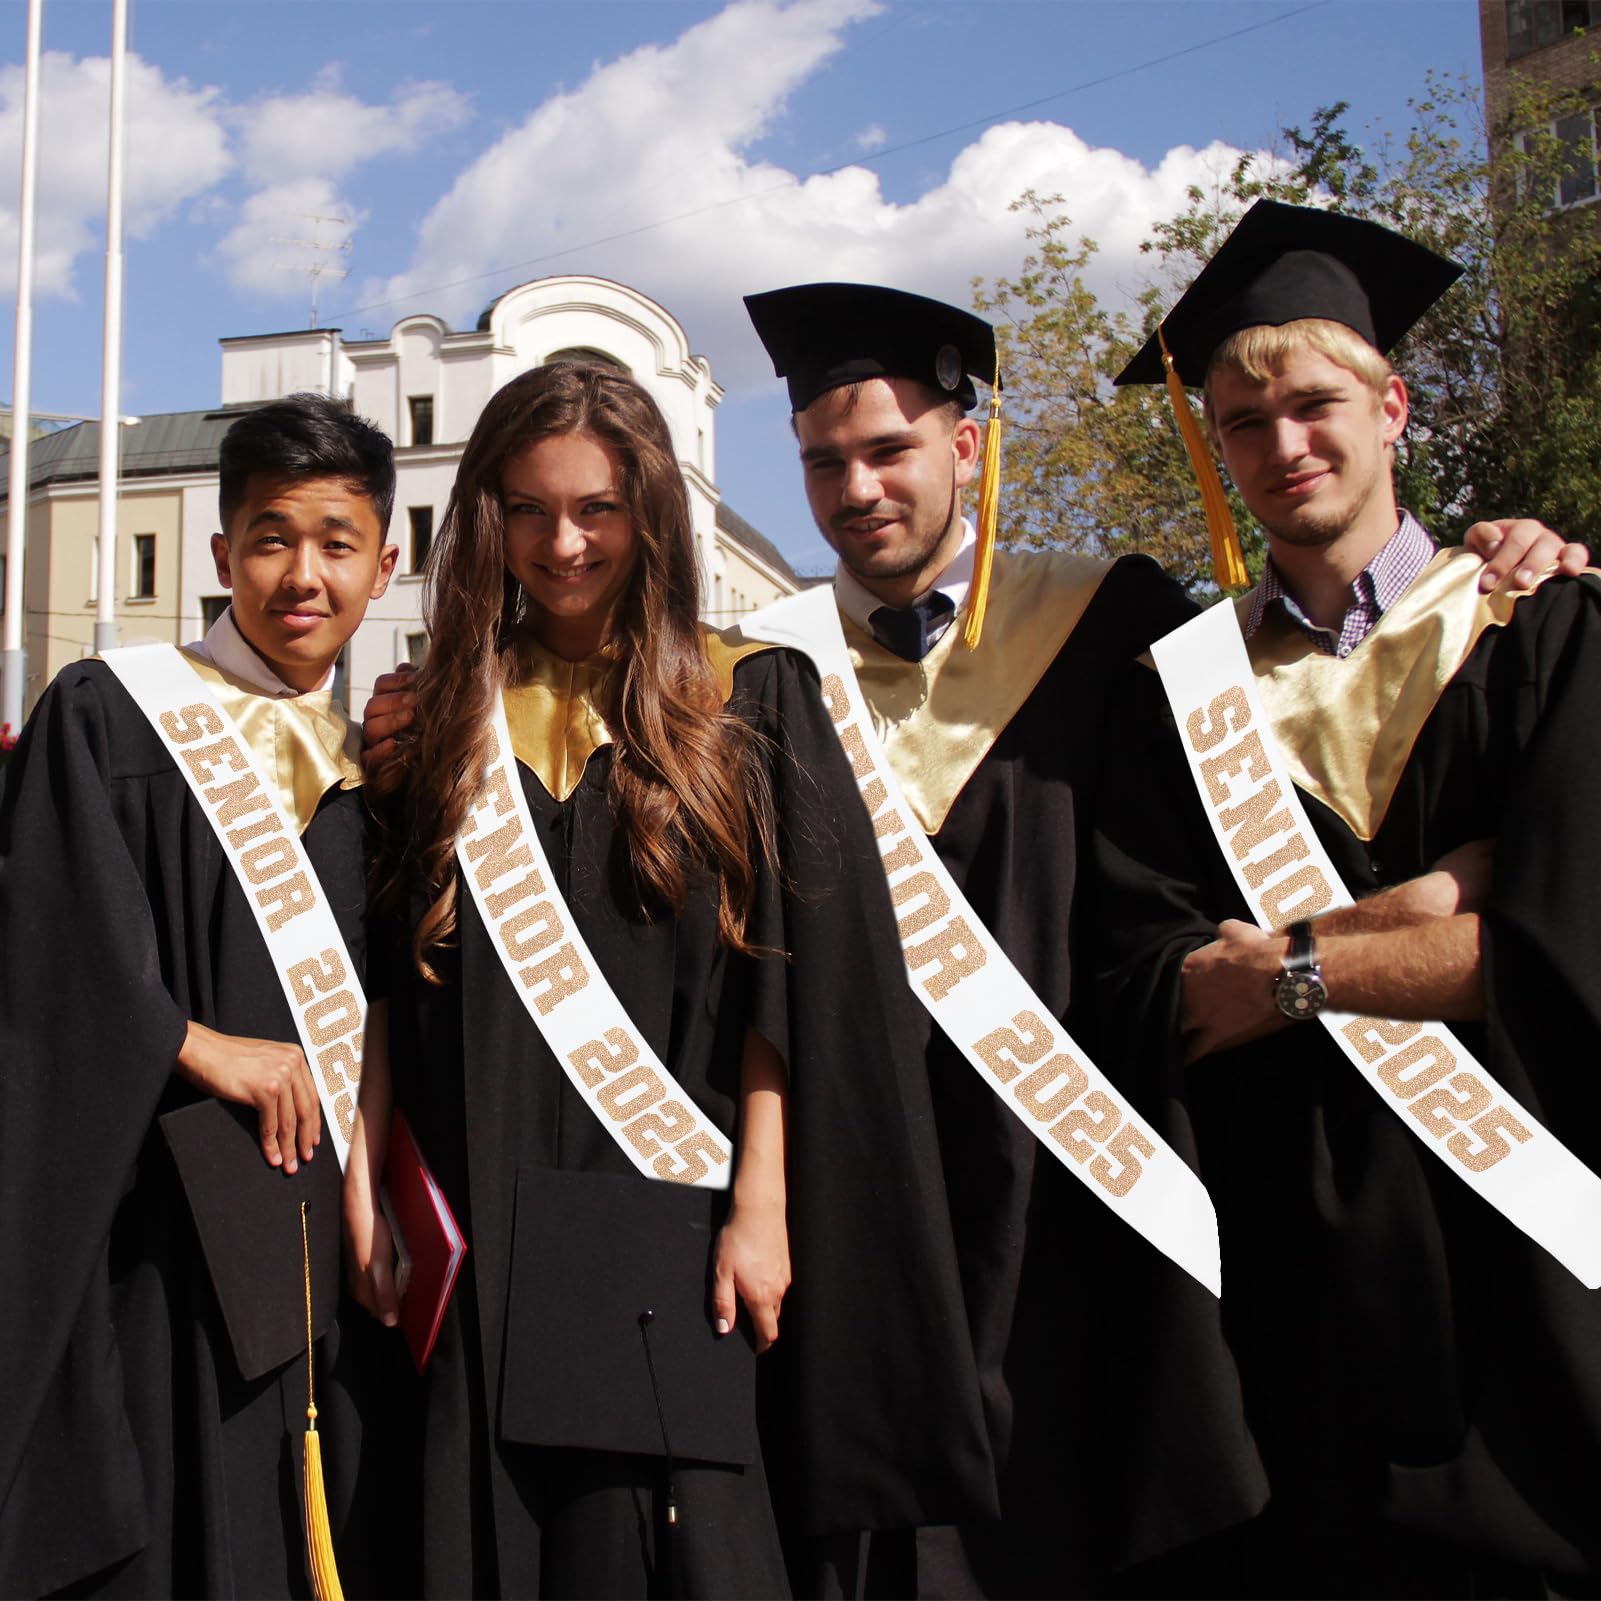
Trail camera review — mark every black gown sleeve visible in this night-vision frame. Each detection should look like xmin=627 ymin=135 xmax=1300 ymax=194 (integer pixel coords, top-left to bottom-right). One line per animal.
xmin=1438 ymin=575 xmax=1601 ymax=1566
xmin=0 ymin=669 xmax=189 ymax=1592
xmin=1089 ymin=656 xmax=1241 ymax=1087
xmin=729 ymin=648 xmax=999 ymax=1537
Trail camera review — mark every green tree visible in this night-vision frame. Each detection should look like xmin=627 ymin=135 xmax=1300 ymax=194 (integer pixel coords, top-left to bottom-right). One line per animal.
xmin=976 ymin=74 xmax=1601 ymax=588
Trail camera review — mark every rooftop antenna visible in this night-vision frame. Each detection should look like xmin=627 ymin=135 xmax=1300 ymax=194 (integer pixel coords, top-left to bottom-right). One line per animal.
xmin=271 ymin=212 xmax=352 ymax=329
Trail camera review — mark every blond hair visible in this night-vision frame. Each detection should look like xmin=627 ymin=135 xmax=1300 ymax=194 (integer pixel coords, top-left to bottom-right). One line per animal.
xmin=1203 ymin=317 xmax=1394 ymax=422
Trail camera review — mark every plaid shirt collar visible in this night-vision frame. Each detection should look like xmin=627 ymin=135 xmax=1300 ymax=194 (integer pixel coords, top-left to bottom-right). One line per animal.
xmin=1245 ymin=511 xmax=1436 ymax=658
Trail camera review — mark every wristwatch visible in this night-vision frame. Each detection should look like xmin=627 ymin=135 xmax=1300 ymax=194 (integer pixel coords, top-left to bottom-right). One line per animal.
xmin=1273 ymin=920 xmax=1329 ymax=1020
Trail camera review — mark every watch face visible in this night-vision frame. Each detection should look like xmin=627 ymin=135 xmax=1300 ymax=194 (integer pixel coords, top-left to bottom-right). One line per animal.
xmin=1275 ymin=968 xmax=1329 ymax=1020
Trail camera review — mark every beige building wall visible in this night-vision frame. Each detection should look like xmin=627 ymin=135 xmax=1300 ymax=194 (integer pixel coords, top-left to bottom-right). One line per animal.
xmin=24 ymin=483 xmax=184 ymax=705
xmin=710 ymin=536 xmax=793 ymax=627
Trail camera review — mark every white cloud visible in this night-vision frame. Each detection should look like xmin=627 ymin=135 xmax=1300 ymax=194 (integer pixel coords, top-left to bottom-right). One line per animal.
xmin=362 ymin=0 xmax=1268 ymax=395
xmin=0 ymin=48 xmax=473 ymax=304
xmin=235 ymin=68 xmax=471 ymax=184
xmin=0 ymin=49 xmax=230 ymax=297
xmin=212 ymin=176 xmax=363 ymax=303
xmin=854 ymin=122 xmax=886 ymax=151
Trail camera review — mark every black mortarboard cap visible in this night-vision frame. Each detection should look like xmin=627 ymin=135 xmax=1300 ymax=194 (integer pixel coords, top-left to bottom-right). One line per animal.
xmin=744 ymin=282 xmax=996 ymax=412
xmin=161 ymin=1097 xmax=340 ymax=1381
xmin=499 ymin=1167 xmax=758 ymax=1465
xmin=1116 ymin=200 xmax=1464 ymax=388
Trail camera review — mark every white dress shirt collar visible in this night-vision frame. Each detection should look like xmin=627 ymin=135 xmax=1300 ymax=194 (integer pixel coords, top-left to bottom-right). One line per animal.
xmin=832 ymin=520 xmax=977 ymax=633
xmin=187 ymin=605 xmax=335 ymax=698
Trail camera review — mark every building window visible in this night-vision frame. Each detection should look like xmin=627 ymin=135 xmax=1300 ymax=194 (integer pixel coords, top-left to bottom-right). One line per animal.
xmin=406 ymin=631 xmax=429 ymax=668
xmin=408 ymin=395 xmax=435 ymax=447
xmin=1507 ymin=0 xmax=1601 ymax=58
xmin=201 ymin=595 xmax=230 ymax=632
xmin=409 ymin=505 xmax=434 ymax=573
xmin=547 ymin=345 xmax=625 ymax=371
xmin=132 ymin=533 xmax=156 ymax=599
xmin=1520 ymin=107 xmax=1601 ymax=207
xmin=332 ymin=644 xmax=350 ymax=711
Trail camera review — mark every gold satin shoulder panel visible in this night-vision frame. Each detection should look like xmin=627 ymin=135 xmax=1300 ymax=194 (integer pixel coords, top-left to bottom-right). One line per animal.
xmin=176 ymin=649 xmax=361 ymax=837
xmin=1242 ymin=549 xmax=1561 ymax=842
xmin=702 ymin=624 xmax=779 ymax=703
xmin=851 ymin=548 xmax=1116 ymax=836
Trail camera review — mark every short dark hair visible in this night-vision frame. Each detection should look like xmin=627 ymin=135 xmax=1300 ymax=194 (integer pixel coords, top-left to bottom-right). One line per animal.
xmin=218 ymin=393 xmax=395 ymax=534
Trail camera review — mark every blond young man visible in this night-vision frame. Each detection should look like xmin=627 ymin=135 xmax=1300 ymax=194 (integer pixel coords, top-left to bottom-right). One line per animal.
xmin=1099 ymin=201 xmax=1601 ymax=1594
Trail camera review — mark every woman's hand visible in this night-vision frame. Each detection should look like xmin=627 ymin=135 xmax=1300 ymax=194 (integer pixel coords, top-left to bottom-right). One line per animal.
xmin=343 ymin=1157 xmax=401 ymax=1327
xmin=712 ymin=1200 xmax=791 ymax=1353
xmin=343 ymin=999 xmax=400 ymax=1326
xmin=175 ymin=1019 xmax=320 ymax=1172
xmin=717 ymin=1027 xmax=790 ymax=1351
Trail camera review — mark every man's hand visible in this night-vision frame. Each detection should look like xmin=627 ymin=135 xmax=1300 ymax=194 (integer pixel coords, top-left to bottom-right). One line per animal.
xmin=711 ymin=1199 xmax=791 ymax=1353
xmin=1180 ymin=919 xmax=1290 ymax=1064
xmin=175 ymin=1019 xmax=320 ymax=1172
xmin=1463 ymin=518 xmax=1589 ymax=594
xmin=362 ymin=662 xmax=418 ymax=775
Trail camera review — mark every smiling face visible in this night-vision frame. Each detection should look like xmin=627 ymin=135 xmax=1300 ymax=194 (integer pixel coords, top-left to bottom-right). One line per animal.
xmin=500 ymin=430 xmax=638 ymax=660
xmin=1208 ymin=345 xmax=1408 ymax=554
xmin=211 ymin=473 xmax=396 ymax=692
xmin=794 ymin=376 xmax=981 ymax=608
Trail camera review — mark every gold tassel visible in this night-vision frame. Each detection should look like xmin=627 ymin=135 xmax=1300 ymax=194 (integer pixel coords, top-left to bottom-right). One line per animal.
xmin=1158 ymin=327 xmax=1250 ymax=591
xmin=962 ymin=361 xmax=1004 ymax=650
xmin=301 ymin=1202 xmax=345 ymax=1601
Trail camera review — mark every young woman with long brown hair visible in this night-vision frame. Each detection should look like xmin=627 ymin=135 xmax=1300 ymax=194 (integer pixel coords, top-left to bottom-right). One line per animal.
xmin=342 ymin=362 xmax=994 ymax=1598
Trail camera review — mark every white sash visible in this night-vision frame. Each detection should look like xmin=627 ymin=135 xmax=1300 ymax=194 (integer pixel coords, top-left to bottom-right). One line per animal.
xmin=741 ymin=587 xmax=1221 ymax=1295
xmin=1151 ymin=600 xmax=1601 ymax=1288
xmin=453 ymin=692 xmax=733 ymax=1190
xmin=102 ymin=644 xmax=363 ymax=1170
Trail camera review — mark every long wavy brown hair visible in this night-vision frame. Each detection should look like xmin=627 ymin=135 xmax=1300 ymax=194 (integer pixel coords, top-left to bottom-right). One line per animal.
xmin=377 ymin=361 xmax=772 ymax=979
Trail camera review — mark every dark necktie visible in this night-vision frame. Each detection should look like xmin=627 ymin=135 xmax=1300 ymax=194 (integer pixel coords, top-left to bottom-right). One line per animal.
xmin=869 ymin=591 xmax=956 ymax=662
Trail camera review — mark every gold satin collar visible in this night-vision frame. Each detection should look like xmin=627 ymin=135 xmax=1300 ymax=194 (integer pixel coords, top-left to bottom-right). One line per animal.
xmin=1242 ymin=548 xmax=1557 ymax=841
xmin=503 ymin=627 xmax=777 ymax=803
xmin=177 ymin=649 xmax=361 ymax=836
xmin=846 ymin=548 xmax=1115 ymax=835
xmin=504 ymin=641 xmax=616 ymax=804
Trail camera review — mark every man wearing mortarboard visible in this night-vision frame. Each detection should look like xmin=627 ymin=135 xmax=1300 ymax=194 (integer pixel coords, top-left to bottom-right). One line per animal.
xmin=1096 ymin=199 xmax=1601 ymax=1593
xmin=737 ymin=281 xmax=1286 ymax=1599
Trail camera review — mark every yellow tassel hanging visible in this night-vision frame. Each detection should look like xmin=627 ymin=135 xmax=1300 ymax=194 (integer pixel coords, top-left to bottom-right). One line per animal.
xmin=962 ymin=362 xmax=1004 ymax=650
xmin=300 ymin=1202 xmax=345 ymax=1601
xmin=1158 ymin=327 xmax=1250 ymax=591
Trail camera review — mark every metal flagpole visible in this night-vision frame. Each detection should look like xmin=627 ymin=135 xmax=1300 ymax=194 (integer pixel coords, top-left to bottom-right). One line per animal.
xmin=94 ymin=0 xmax=128 ymax=653
xmin=2 ymin=0 xmax=43 ymax=731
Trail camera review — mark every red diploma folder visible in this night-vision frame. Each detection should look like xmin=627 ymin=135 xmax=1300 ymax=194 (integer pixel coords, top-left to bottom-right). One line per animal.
xmin=383 ymin=1111 xmax=467 ymax=1373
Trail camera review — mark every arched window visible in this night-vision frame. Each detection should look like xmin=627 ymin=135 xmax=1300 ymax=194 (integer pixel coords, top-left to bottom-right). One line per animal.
xmin=545 ymin=345 xmax=627 ymax=372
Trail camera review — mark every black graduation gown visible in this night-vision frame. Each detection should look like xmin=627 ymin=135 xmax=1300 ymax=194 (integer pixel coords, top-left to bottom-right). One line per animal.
xmin=1093 ymin=574 xmax=1601 ymax=1586
xmin=846 ymin=554 xmax=1267 ymax=1599
xmin=0 ymin=661 xmax=414 ymax=1600
xmin=386 ymin=644 xmax=994 ymax=1601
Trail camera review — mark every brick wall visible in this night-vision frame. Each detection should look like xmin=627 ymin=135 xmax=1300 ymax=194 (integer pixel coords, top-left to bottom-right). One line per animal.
xmin=1480 ymin=0 xmax=1601 ymax=145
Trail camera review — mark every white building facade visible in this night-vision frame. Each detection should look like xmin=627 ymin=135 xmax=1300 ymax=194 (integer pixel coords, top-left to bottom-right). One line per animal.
xmin=211 ymin=276 xmax=797 ymax=709
xmin=1 ymin=276 xmax=798 ymax=717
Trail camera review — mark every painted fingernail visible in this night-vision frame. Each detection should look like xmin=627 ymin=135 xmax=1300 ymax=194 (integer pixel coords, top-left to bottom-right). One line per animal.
xmin=1516 ymin=567 xmax=1534 ymax=585
xmin=716 ymin=1317 xmax=730 ymax=1335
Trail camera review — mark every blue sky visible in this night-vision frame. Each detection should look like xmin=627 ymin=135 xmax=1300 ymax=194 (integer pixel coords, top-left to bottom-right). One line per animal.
xmin=0 ymin=0 xmax=1486 ymax=572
